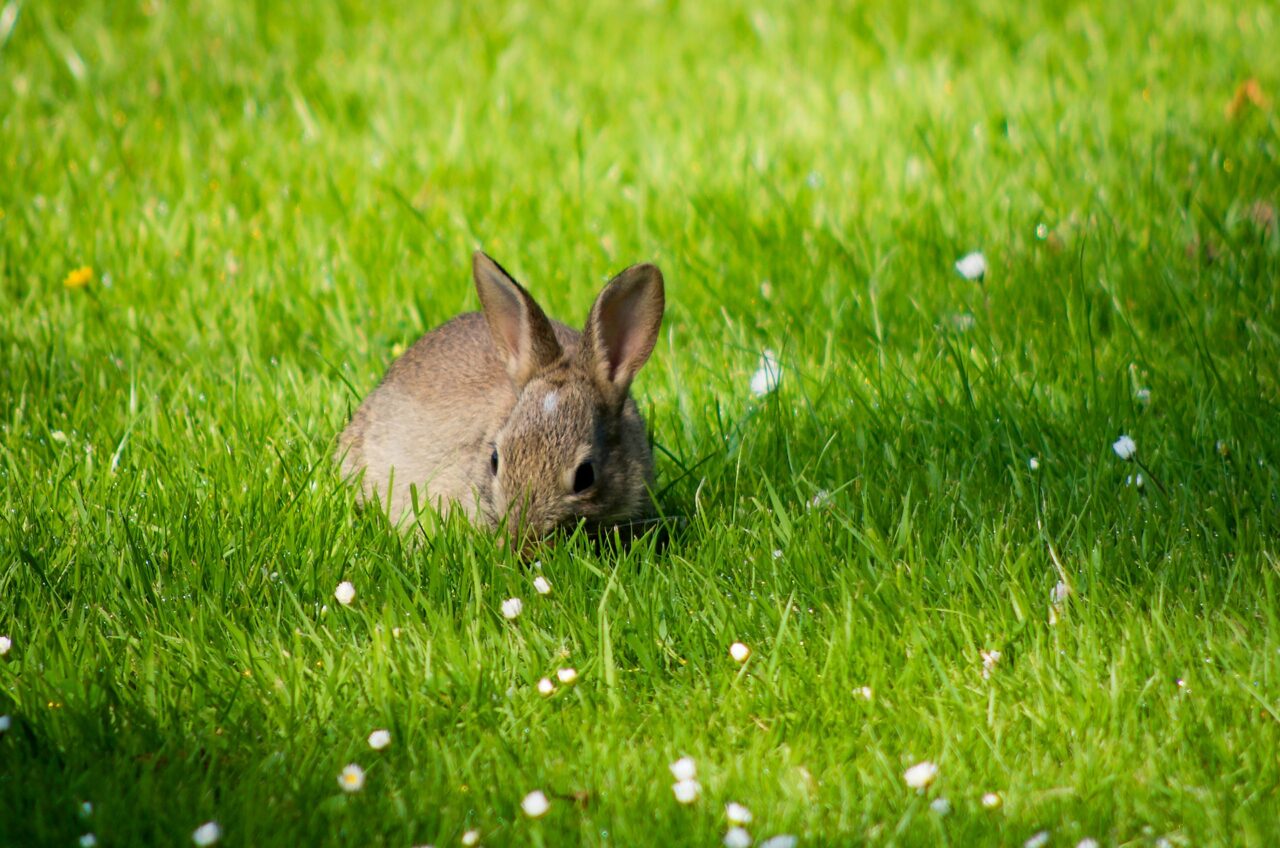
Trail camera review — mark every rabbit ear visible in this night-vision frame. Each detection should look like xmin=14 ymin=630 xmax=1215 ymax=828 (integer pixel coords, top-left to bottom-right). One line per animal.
xmin=474 ymin=252 xmax=563 ymax=386
xmin=581 ymin=263 xmax=665 ymax=403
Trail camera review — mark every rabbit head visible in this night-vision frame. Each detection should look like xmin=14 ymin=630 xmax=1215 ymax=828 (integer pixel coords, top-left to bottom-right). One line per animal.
xmin=473 ymin=252 xmax=664 ymax=547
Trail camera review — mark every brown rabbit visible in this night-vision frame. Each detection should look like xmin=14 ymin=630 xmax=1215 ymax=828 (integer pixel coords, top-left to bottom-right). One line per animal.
xmin=338 ymin=252 xmax=664 ymax=545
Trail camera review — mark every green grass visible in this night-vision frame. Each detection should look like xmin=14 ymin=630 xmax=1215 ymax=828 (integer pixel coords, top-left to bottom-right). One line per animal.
xmin=2 ymin=0 xmax=1279 ymax=845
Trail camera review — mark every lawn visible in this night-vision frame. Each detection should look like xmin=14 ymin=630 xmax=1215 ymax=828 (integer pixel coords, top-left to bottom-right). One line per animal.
xmin=2 ymin=0 xmax=1279 ymax=845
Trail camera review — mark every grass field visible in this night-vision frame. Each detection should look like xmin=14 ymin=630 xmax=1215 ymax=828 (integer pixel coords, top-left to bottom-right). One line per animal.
xmin=3 ymin=0 xmax=1280 ymax=845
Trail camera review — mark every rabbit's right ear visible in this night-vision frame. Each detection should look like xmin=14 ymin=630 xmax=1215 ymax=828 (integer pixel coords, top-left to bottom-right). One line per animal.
xmin=474 ymin=252 xmax=563 ymax=386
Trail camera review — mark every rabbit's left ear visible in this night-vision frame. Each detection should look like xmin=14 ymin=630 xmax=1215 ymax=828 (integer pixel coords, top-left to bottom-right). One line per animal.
xmin=580 ymin=263 xmax=665 ymax=404
xmin=474 ymin=251 xmax=563 ymax=387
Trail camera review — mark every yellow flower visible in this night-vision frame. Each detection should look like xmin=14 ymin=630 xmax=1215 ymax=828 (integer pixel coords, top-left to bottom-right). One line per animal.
xmin=64 ymin=266 xmax=93 ymax=288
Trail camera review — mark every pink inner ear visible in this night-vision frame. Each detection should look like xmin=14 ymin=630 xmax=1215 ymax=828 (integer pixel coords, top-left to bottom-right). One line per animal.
xmin=597 ymin=278 xmax=657 ymax=384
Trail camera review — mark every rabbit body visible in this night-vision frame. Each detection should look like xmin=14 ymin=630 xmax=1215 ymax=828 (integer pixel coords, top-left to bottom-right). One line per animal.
xmin=338 ymin=253 xmax=663 ymax=542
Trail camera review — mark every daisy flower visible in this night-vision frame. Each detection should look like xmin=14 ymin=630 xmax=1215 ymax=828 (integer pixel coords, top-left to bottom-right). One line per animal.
xmin=750 ymin=350 xmax=782 ymax=396
xmin=334 ymin=581 xmax=356 ymax=606
xmin=726 ymin=802 xmax=753 ymax=825
xmin=729 ymin=642 xmax=751 ymax=663
xmin=556 ymin=668 xmax=578 ymax=686
xmin=461 ymin=829 xmax=480 ymax=846
xmin=981 ymin=792 xmax=1003 ymax=809
xmin=537 ymin=678 xmax=555 ymax=697
xmin=981 ymin=650 xmax=1001 ymax=680
xmin=955 ymin=252 xmax=986 ymax=281
xmin=368 ymin=729 xmax=391 ymax=750
xmin=521 ymin=790 xmax=550 ymax=818
xmin=724 ymin=827 xmax=752 ymax=848
xmin=0 ymin=635 xmax=10 ymax=656
xmin=501 ymin=598 xmax=524 ymax=620
xmin=903 ymin=761 xmax=938 ymax=790
xmin=672 ymin=779 xmax=702 ymax=804
xmin=669 ymin=757 xmax=697 ymax=782
xmin=79 ymin=836 xmax=96 ymax=848
xmin=1112 ymin=435 xmax=1137 ymax=461
xmin=192 ymin=821 xmax=222 ymax=846
xmin=533 ymin=576 xmax=552 ymax=596
xmin=338 ymin=763 xmax=366 ymax=793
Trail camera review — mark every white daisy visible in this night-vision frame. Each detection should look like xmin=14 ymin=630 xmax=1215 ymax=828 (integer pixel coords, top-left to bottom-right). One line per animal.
xmin=672 ymin=779 xmax=702 ymax=804
xmin=1136 ymin=388 xmax=1151 ymax=404
xmin=750 ymin=350 xmax=782 ymax=396
xmin=461 ymin=830 xmax=480 ymax=846
xmin=501 ymin=597 xmax=524 ymax=620
xmin=334 ymin=581 xmax=356 ymax=606
xmin=724 ymin=827 xmax=752 ymax=848
xmin=725 ymin=802 xmax=752 ymax=825
xmin=78 ymin=835 xmax=96 ymax=848
xmin=981 ymin=792 xmax=1003 ymax=809
xmin=368 ymin=729 xmax=391 ymax=750
xmin=853 ymin=686 xmax=873 ymax=701
xmin=338 ymin=763 xmax=365 ymax=793
xmin=1076 ymin=839 xmax=1100 ymax=848
xmin=0 ymin=635 xmax=10 ymax=656
xmin=955 ymin=251 xmax=987 ymax=280
xmin=759 ymin=837 xmax=797 ymax=848
xmin=729 ymin=642 xmax=751 ymax=663
xmin=1126 ymin=473 xmax=1145 ymax=490
xmin=0 ymin=715 xmax=10 ymax=732
xmin=537 ymin=678 xmax=555 ymax=697
xmin=1028 ymin=457 xmax=1040 ymax=471
xmin=1051 ymin=581 xmax=1071 ymax=604
xmin=192 ymin=821 xmax=222 ymax=846
xmin=556 ymin=668 xmax=578 ymax=686
xmin=930 ymin=797 xmax=952 ymax=816
xmin=1024 ymin=831 xmax=1050 ymax=848
xmin=533 ymin=576 xmax=552 ymax=596
xmin=1112 ymin=435 xmax=1137 ymax=460
xmin=981 ymin=650 xmax=1001 ymax=680
xmin=669 ymin=756 xmax=697 ymax=782
xmin=903 ymin=761 xmax=938 ymax=790
xmin=80 ymin=801 xmax=93 ymax=818
xmin=521 ymin=790 xmax=550 ymax=818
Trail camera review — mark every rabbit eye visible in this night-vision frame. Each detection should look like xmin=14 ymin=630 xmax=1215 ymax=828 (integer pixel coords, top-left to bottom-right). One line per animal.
xmin=573 ymin=461 xmax=596 ymax=494
xmin=490 ymin=449 xmax=499 ymax=475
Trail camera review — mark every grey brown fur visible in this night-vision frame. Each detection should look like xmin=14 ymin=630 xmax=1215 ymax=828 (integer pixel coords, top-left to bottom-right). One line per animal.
xmin=338 ymin=252 xmax=664 ymax=544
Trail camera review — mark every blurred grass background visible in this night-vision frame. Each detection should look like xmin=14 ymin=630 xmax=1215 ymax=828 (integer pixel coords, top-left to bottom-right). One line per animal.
xmin=1 ymin=0 xmax=1279 ymax=845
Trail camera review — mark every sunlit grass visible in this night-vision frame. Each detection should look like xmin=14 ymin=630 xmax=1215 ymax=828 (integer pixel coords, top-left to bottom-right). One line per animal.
xmin=2 ymin=0 xmax=1279 ymax=845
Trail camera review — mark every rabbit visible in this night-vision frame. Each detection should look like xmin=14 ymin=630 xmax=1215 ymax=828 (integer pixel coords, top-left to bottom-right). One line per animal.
xmin=338 ymin=251 xmax=665 ymax=546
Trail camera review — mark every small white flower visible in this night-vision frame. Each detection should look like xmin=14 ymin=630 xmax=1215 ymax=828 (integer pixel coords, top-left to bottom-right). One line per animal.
xmin=79 ymin=835 xmax=96 ymax=848
xmin=759 ymin=837 xmax=797 ymax=848
xmin=1112 ymin=435 xmax=1137 ymax=460
xmin=750 ymin=349 xmax=782 ymax=396
xmin=809 ymin=490 xmax=830 ymax=509
xmin=853 ymin=685 xmax=873 ymax=700
xmin=903 ymin=760 xmax=938 ymax=790
xmin=930 ymin=797 xmax=952 ymax=816
xmin=1126 ymin=473 xmax=1145 ymax=490
xmin=0 ymin=715 xmax=10 ymax=732
xmin=725 ymin=802 xmax=753 ymax=825
xmin=669 ymin=756 xmax=697 ymax=782
xmin=981 ymin=792 xmax=1003 ymax=809
xmin=1028 ymin=457 xmax=1040 ymax=471
xmin=981 ymin=649 xmax=1001 ymax=680
xmin=533 ymin=576 xmax=552 ymax=596
xmin=367 ymin=729 xmax=391 ymax=750
xmin=1076 ymin=839 xmax=1100 ymax=848
xmin=521 ymin=790 xmax=550 ymax=818
xmin=1136 ymin=387 xmax=1151 ymax=404
xmin=1024 ymin=831 xmax=1050 ymax=848
xmin=1051 ymin=581 xmax=1071 ymax=604
xmin=334 ymin=581 xmax=356 ymax=606
xmin=501 ymin=597 xmax=524 ymax=620
xmin=80 ymin=801 xmax=93 ymax=818
xmin=955 ymin=251 xmax=987 ymax=280
xmin=0 ymin=635 xmax=10 ymax=656
xmin=771 ymin=549 xmax=783 ymax=560
xmin=556 ymin=668 xmax=578 ymax=686
xmin=729 ymin=642 xmax=751 ymax=663
xmin=724 ymin=827 xmax=752 ymax=848
xmin=192 ymin=821 xmax=222 ymax=846
xmin=672 ymin=779 xmax=702 ymax=804
xmin=338 ymin=763 xmax=365 ymax=793
xmin=51 ymin=430 xmax=69 ymax=444
xmin=536 ymin=677 xmax=555 ymax=696
xmin=461 ymin=830 xmax=480 ymax=846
